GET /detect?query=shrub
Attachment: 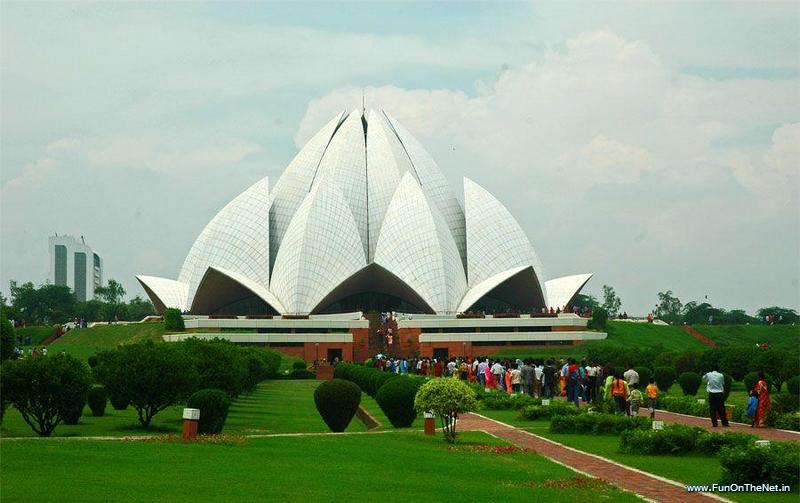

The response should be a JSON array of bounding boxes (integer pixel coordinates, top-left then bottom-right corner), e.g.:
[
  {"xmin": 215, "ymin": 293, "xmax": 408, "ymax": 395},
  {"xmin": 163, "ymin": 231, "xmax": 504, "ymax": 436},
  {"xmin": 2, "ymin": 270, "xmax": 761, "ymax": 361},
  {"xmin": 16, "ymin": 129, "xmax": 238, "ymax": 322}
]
[
  {"xmin": 481, "ymin": 392, "xmax": 539, "ymax": 410},
  {"xmin": 742, "ymin": 372, "xmax": 759, "ymax": 394},
  {"xmin": 695, "ymin": 431, "xmax": 757, "ymax": 455},
  {"xmin": 292, "ymin": 360, "xmax": 307, "ymax": 370},
  {"xmin": 61, "ymin": 395, "xmax": 86, "ymax": 425},
  {"xmin": 674, "ymin": 351, "xmax": 700, "ymax": 375},
  {"xmin": 769, "ymin": 393, "xmax": 800, "ymax": 414},
  {"xmin": 678, "ymin": 372, "xmax": 702, "ymax": 396},
  {"xmin": 520, "ymin": 401, "xmax": 582, "ymax": 420},
  {"xmin": 314, "ymin": 379, "xmax": 361, "ymax": 432},
  {"xmin": 654, "ymin": 367, "xmax": 676, "ymax": 392},
  {"xmin": 723, "ymin": 373, "xmax": 732, "ymax": 401},
  {"xmin": 187, "ymin": 388, "xmax": 231, "ymax": 434},
  {"xmin": 786, "ymin": 376, "xmax": 799, "ymax": 396},
  {"xmin": 659, "ymin": 396, "xmax": 709, "ymax": 417},
  {"xmin": 287, "ymin": 369, "xmax": 315, "ymax": 380},
  {"xmin": 550, "ymin": 413, "xmax": 650, "ymax": 435},
  {"xmin": 0, "ymin": 353, "xmax": 91, "ymax": 436},
  {"xmin": 109, "ymin": 393, "xmax": 129, "ymax": 410},
  {"xmin": 591, "ymin": 307, "xmax": 608, "ymax": 330},
  {"xmin": 620, "ymin": 424, "xmax": 701, "ymax": 455},
  {"xmin": 719, "ymin": 442, "xmax": 800, "ymax": 487},
  {"xmin": 87, "ymin": 355, "xmax": 98, "ymax": 368},
  {"xmin": 94, "ymin": 341, "xmax": 198, "ymax": 427},
  {"xmin": 180, "ymin": 338, "xmax": 248, "ymax": 398},
  {"xmin": 414, "ymin": 378, "xmax": 477, "ymax": 443},
  {"xmin": 375, "ymin": 378, "xmax": 421, "ymax": 427},
  {"xmin": 87, "ymin": 385, "xmax": 108, "ymax": 417},
  {"xmin": 333, "ymin": 363, "xmax": 408, "ymax": 397},
  {"xmin": 633, "ymin": 367, "xmax": 651, "ymax": 389},
  {"xmin": 769, "ymin": 413, "xmax": 800, "ymax": 431},
  {"xmin": 0, "ymin": 311, "xmax": 15, "ymax": 361},
  {"xmin": 163, "ymin": 308, "xmax": 185, "ymax": 331}
]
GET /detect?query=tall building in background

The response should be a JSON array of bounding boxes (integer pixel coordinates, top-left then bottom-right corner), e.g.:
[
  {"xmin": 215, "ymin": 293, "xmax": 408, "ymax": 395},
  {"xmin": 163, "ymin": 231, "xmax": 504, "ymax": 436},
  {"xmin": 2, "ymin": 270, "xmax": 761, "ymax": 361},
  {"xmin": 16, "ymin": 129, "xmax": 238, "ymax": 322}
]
[{"xmin": 48, "ymin": 235, "xmax": 103, "ymax": 301}]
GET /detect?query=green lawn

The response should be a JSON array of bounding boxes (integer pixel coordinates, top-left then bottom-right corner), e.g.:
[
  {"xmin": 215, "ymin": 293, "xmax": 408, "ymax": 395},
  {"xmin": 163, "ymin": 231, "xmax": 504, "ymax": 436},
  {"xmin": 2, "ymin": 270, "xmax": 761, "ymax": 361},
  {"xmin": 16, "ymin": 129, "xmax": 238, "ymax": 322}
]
[
  {"xmin": 693, "ymin": 324, "xmax": 800, "ymax": 350},
  {"xmin": 477, "ymin": 409, "xmax": 798, "ymax": 503},
  {"xmin": 604, "ymin": 321, "xmax": 708, "ymax": 350},
  {"xmin": 0, "ymin": 431, "xmax": 640, "ymax": 502},
  {"xmin": 14, "ymin": 325, "xmax": 56, "ymax": 345},
  {"xmin": 48, "ymin": 322, "xmax": 166, "ymax": 362}
]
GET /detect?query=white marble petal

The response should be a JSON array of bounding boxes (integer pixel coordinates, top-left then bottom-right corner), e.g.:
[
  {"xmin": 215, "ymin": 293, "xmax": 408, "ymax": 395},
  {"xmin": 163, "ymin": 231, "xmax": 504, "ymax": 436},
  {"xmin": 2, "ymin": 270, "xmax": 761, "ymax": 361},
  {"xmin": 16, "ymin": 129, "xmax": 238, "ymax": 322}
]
[
  {"xmin": 456, "ymin": 265, "xmax": 530, "ymax": 313},
  {"xmin": 546, "ymin": 273, "xmax": 593, "ymax": 310},
  {"xmin": 136, "ymin": 275, "xmax": 189, "ymax": 313}
]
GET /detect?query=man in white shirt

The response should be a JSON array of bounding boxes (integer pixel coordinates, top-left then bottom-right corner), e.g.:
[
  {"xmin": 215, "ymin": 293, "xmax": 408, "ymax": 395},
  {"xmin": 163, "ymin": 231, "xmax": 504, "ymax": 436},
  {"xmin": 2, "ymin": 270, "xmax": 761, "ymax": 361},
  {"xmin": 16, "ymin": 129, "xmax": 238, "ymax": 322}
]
[
  {"xmin": 585, "ymin": 363, "xmax": 598, "ymax": 403},
  {"xmin": 477, "ymin": 359, "xmax": 488, "ymax": 386},
  {"xmin": 623, "ymin": 367, "xmax": 639, "ymax": 387},
  {"xmin": 491, "ymin": 361, "xmax": 505, "ymax": 391},
  {"xmin": 702, "ymin": 366, "xmax": 729, "ymax": 427}
]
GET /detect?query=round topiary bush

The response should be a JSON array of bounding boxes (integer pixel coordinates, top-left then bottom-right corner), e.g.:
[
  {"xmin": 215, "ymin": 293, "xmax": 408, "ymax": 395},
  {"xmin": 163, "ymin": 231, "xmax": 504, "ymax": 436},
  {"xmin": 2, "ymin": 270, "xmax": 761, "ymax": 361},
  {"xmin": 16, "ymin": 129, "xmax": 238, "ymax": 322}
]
[
  {"xmin": 654, "ymin": 367, "xmax": 677, "ymax": 392},
  {"xmin": 787, "ymin": 376, "xmax": 800, "ymax": 396},
  {"xmin": 590, "ymin": 307, "xmax": 608, "ymax": 330},
  {"xmin": 109, "ymin": 393, "xmax": 129, "ymax": 411},
  {"xmin": 375, "ymin": 377, "xmax": 420, "ymax": 428},
  {"xmin": 87, "ymin": 385, "xmax": 108, "ymax": 417},
  {"xmin": 633, "ymin": 367, "xmax": 652, "ymax": 388},
  {"xmin": 187, "ymin": 388, "xmax": 231, "ymax": 434},
  {"xmin": 314, "ymin": 378, "xmax": 361, "ymax": 432},
  {"xmin": 60, "ymin": 397, "xmax": 86, "ymax": 425},
  {"xmin": 292, "ymin": 360, "xmax": 307, "ymax": 370},
  {"xmin": 678, "ymin": 372, "xmax": 702, "ymax": 396},
  {"xmin": 87, "ymin": 355, "xmax": 99, "ymax": 368}
]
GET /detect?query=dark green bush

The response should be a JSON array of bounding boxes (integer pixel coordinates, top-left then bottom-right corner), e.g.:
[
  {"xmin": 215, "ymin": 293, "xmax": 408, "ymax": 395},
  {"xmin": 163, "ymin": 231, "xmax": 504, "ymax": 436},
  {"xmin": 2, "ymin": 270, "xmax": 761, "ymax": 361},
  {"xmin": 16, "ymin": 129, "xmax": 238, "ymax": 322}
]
[
  {"xmin": 520, "ymin": 401, "xmax": 582, "ymax": 420},
  {"xmin": 87, "ymin": 385, "xmax": 107, "ymax": 417},
  {"xmin": 769, "ymin": 413, "xmax": 800, "ymax": 431},
  {"xmin": 786, "ymin": 376, "xmax": 799, "ymax": 396},
  {"xmin": 695, "ymin": 431, "xmax": 757, "ymax": 455},
  {"xmin": 633, "ymin": 367, "xmax": 652, "ymax": 389},
  {"xmin": 719, "ymin": 442, "xmax": 800, "ymax": 487},
  {"xmin": 292, "ymin": 360, "xmax": 307, "ymax": 370},
  {"xmin": 375, "ymin": 378, "xmax": 421, "ymax": 427},
  {"xmin": 622, "ymin": 425, "xmax": 756, "ymax": 456},
  {"xmin": 654, "ymin": 367, "xmax": 677, "ymax": 392},
  {"xmin": 678, "ymin": 372, "xmax": 702, "ymax": 396},
  {"xmin": 286, "ymin": 369, "xmax": 315, "ymax": 380},
  {"xmin": 742, "ymin": 372, "xmax": 759, "ymax": 394},
  {"xmin": 591, "ymin": 307, "xmax": 608, "ymax": 330},
  {"xmin": 314, "ymin": 379, "xmax": 361, "ymax": 432},
  {"xmin": 109, "ymin": 393, "xmax": 129, "ymax": 410},
  {"xmin": 769, "ymin": 393, "xmax": 800, "ymax": 414},
  {"xmin": 333, "ymin": 362, "xmax": 412, "ymax": 397},
  {"xmin": 180, "ymin": 338, "xmax": 248, "ymax": 398},
  {"xmin": 550, "ymin": 413, "xmax": 650, "ymax": 435},
  {"xmin": 163, "ymin": 308, "xmax": 185, "ymax": 331},
  {"xmin": 187, "ymin": 388, "xmax": 231, "ymax": 434},
  {"xmin": 659, "ymin": 396, "xmax": 709, "ymax": 417},
  {"xmin": 87, "ymin": 355, "xmax": 98, "ymax": 368}
]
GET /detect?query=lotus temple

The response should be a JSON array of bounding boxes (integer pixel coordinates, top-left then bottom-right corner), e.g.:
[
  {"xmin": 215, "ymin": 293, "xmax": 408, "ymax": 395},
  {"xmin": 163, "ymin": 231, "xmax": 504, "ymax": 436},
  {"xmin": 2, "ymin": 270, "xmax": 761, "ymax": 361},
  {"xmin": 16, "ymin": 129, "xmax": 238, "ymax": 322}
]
[{"xmin": 138, "ymin": 109, "xmax": 604, "ymax": 362}]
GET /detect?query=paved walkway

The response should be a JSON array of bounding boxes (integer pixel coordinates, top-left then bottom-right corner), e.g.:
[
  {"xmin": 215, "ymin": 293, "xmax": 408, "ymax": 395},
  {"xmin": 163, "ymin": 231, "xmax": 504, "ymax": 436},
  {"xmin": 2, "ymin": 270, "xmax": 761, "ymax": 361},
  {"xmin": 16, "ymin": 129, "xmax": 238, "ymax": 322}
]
[
  {"xmin": 639, "ymin": 408, "xmax": 800, "ymax": 442},
  {"xmin": 460, "ymin": 412, "xmax": 728, "ymax": 503}
]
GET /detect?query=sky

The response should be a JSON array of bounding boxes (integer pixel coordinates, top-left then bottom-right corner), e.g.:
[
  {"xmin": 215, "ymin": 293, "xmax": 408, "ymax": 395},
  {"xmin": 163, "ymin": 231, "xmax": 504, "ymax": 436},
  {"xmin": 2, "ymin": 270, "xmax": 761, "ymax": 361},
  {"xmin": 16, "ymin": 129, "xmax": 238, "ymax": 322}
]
[{"xmin": 1, "ymin": 1, "xmax": 798, "ymax": 315}]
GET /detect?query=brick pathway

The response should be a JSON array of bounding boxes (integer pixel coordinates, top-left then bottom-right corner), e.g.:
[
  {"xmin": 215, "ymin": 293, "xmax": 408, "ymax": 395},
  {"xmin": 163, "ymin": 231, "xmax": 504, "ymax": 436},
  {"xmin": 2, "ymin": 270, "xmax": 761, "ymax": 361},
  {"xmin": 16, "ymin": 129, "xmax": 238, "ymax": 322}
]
[
  {"xmin": 638, "ymin": 408, "xmax": 800, "ymax": 442},
  {"xmin": 460, "ymin": 412, "xmax": 728, "ymax": 503}
]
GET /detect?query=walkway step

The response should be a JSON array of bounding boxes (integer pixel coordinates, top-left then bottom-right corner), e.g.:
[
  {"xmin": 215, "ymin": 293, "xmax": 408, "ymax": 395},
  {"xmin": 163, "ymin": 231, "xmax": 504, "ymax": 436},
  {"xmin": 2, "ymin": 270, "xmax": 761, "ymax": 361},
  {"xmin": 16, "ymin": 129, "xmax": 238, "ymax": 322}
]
[{"xmin": 460, "ymin": 412, "xmax": 728, "ymax": 503}]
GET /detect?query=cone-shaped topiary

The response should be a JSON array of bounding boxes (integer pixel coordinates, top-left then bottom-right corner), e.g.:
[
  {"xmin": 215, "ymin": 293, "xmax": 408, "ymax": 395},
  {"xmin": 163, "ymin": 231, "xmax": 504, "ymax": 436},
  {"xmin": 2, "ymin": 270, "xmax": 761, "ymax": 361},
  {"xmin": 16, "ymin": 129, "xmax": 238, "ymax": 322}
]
[
  {"xmin": 375, "ymin": 377, "xmax": 421, "ymax": 427},
  {"xmin": 187, "ymin": 388, "xmax": 231, "ymax": 434},
  {"xmin": 678, "ymin": 372, "xmax": 702, "ymax": 396},
  {"xmin": 314, "ymin": 379, "xmax": 361, "ymax": 432},
  {"xmin": 88, "ymin": 385, "xmax": 108, "ymax": 417}
]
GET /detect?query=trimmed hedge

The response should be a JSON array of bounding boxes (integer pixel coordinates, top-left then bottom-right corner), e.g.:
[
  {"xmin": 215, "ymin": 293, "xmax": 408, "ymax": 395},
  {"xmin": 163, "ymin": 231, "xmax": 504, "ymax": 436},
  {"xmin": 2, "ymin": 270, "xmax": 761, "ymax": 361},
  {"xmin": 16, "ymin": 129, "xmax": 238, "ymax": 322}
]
[
  {"xmin": 620, "ymin": 424, "xmax": 755, "ymax": 455},
  {"xmin": 375, "ymin": 378, "xmax": 421, "ymax": 427},
  {"xmin": 719, "ymin": 442, "xmax": 800, "ymax": 487},
  {"xmin": 549, "ymin": 413, "xmax": 650, "ymax": 434},
  {"xmin": 163, "ymin": 308, "xmax": 185, "ymax": 331},
  {"xmin": 314, "ymin": 379, "xmax": 361, "ymax": 432},
  {"xmin": 109, "ymin": 393, "xmax": 129, "ymax": 410},
  {"xmin": 678, "ymin": 372, "xmax": 702, "ymax": 396},
  {"xmin": 87, "ymin": 385, "xmax": 108, "ymax": 417},
  {"xmin": 654, "ymin": 367, "xmax": 676, "ymax": 392},
  {"xmin": 187, "ymin": 388, "xmax": 231, "ymax": 434},
  {"xmin": 787, "ymin": 376, "xmax": 800, "ymax": 396},
  {"xmin": 292, "ymin": 360, "xmax": 307, "ymax": 370},
  {"xmin": 285, "ymin": 369, "xmax": 316, "ymax": 380},
  {"xmin": 334, "ymin": 362, "xmax": 419, "ymax": 397},
  {"xmin": 519, "ymin": 401, "xmax": 582, "ymax": 420}
]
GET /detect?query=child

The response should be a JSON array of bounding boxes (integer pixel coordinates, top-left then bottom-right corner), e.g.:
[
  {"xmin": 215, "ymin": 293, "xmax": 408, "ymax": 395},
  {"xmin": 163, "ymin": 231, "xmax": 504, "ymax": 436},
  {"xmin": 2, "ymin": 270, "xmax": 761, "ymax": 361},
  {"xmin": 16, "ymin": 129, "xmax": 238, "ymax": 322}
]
[
  {"xmin": 745, "ymin": 390, "xmax": 759, "ymax": 427},
  {"xmin": 628, "ymin": 384, "xmax": 643, "ymax": 416},
  {"xmin": 645, "ymin": 378, "xmax": 659, "ymax": 419}
]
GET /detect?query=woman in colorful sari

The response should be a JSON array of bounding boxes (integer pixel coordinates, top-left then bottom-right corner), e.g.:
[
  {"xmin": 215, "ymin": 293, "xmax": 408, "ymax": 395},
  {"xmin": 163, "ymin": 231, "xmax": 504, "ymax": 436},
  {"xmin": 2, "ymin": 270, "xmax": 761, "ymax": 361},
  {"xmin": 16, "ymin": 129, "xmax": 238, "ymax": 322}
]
[
  {"xmin": 753, "ymin": 371, "xmax": 771, "ymax": 427},
  {"xmin": 484, "ymin": 365, "xmax": 496, "ymax": 389},
  {"xmin": 504, "ymin": 368, "xmax": 513, "ymax": 394}
]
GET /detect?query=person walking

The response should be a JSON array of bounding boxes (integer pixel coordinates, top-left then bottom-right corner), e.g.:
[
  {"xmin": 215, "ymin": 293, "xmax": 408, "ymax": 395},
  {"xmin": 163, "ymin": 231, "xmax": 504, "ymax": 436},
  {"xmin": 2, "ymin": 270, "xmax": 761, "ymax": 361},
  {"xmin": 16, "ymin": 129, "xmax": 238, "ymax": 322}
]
[
  {"xmin": 543, "ymin": 360, "xmax": 556, "ymax": 398},
  {"xmin": 533, "ymin": 361, "xmax": 543, "ymax": 398},
  {"xmin": 609, "ymin": 374, "xmax": 629, "ymax": 414},
  {"xmin": 491, "ymin": 360, "xmax": 505, "ymax": 391},
  {"xmin": 645, "ymin": 378, "xmax": 659, "ymax": 419},
  {"xmin": 585, "ymin": 362, "xmax": 598, "ymax": 403},
  {"xmin": 753, "ymin": 371, "xmax": 771, "ymax": 428},
  {"xmin": 702, "ymin": 365, "xmax": 729, "ymax": 427},
  {"xmin": 520, "ymin": 360, "xmax": 534, "ymax": 396}
]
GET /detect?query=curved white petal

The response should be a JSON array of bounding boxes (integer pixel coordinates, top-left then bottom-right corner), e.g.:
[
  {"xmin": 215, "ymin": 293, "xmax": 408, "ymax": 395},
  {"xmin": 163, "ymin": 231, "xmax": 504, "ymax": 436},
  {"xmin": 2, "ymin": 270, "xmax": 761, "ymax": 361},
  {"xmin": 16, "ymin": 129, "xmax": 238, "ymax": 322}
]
[
  {"xmin": 179, "ymin": 176, "xmax": 271, "ymax": 307},
  {"xmin": 271, "ymin": 180, "xmax": 368, "ymax": 314},
  {"xmin": 374, "ymin": 172, "xmax": 467, "ymax": 313},
  {"xmin": 136, "ymin": 275, "xmax": 188, "ymax": 313},
  {"xmin": 312, "ymin": 111, "xmax": 369, "ymax": 259},
  {"xmin": 270, "ymin": 111, "xmax": 345, "ymax": 268},
  {"xmin": 191, "ymin": 266, "xmax": 285, "ymax": 314},
  {"xmin": 546, "ymin": 273, "xmax": 593, "ymax": 310},
  {"xmin": 383, "ymin": 111, "xmax": 466, "ymax": 266},
  {"xmin": 464, "ymin": 177, "xmax": 547, "ymax": 300},
  {"xmin": 457, "ymin": 265, "xmax": 529, "ymax": 313}
]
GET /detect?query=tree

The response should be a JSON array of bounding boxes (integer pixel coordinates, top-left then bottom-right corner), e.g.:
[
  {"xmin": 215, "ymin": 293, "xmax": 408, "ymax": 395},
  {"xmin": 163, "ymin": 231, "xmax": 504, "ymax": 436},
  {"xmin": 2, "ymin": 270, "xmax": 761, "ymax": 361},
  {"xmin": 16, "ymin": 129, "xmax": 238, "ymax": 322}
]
[
  {"xmin": 749, "ymin": 350, "xmax": 798, "ymax": 392},
  {"xmin": 720, "ymin": 309, "xmax": 756, "ymax": 325},
  {"xmin": 94, "ymin": 341, "xmax": 198, "ymax": 427},
  {"xmin": 10, "ymin": 281, "xmax": 76, "ymax": 324},
  {"xmin": 1, "ymin": 309, "xmax": 16, "ymax": 361},
  {"xmin": 756, "ymin": 307, "xmax": 799, "ymax": 324},
  {"xmin": 1, "ymin": 353, "xmax": 91, "ymax": 436},
  {"xmin": 414, "ymin": 378, "xmax": 477, "ymax": 443},
  {"xmin": 601, "ymin": 285, "xmax": 621, "ymax": 318},
  {"xmin": 681, "ymin": 302, "xmax": 724, "ymax": 325},
  {"xmin": 126, "ymin": 296, "xmax": 156, "ymax": 321},
  {"xmin": 653, "ymin": 290, "xmax": 682, "ymax": 324},
  {"xmin": 94, "ymin": 279, "xmax": 126, "ymax": 322},
  {"xmin": 571, "ymin": 294, "xmax": 599, "ymax": 310}
]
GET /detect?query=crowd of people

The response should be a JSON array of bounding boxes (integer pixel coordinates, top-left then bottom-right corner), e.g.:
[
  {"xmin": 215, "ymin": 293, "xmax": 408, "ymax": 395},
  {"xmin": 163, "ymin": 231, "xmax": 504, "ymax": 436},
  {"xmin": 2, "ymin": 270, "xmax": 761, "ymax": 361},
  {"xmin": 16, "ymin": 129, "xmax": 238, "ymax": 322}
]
[{"xmin": 366, "ymin": 355, "xmax": 772, "ymax": 427}]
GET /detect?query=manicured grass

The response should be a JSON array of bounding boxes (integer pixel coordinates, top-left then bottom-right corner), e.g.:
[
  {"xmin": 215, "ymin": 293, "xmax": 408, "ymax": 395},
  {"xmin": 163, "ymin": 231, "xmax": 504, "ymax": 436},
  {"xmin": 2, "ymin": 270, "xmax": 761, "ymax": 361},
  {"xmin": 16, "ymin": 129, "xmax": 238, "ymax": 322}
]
[
  {"xmin": 48, "ymin": 322, "xmax": 166, "ymax": 362},
  {"xmin": 477, "ymin": 409, "xmax": 798, "ymax": 503},
  {"xmin": 14, "ymin": 325, "xmax": 56, "ymax": 345},
  {"xmin": 693, "ymin": 324, "xmax": 800, "ymax": 350},
  {"xmin": 0, "ymin": 431, "xmax": 640, "ymax": 502},
  {"xmin": 604, "ymin": 321, "xmax": 708, "ymax": 350}
]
